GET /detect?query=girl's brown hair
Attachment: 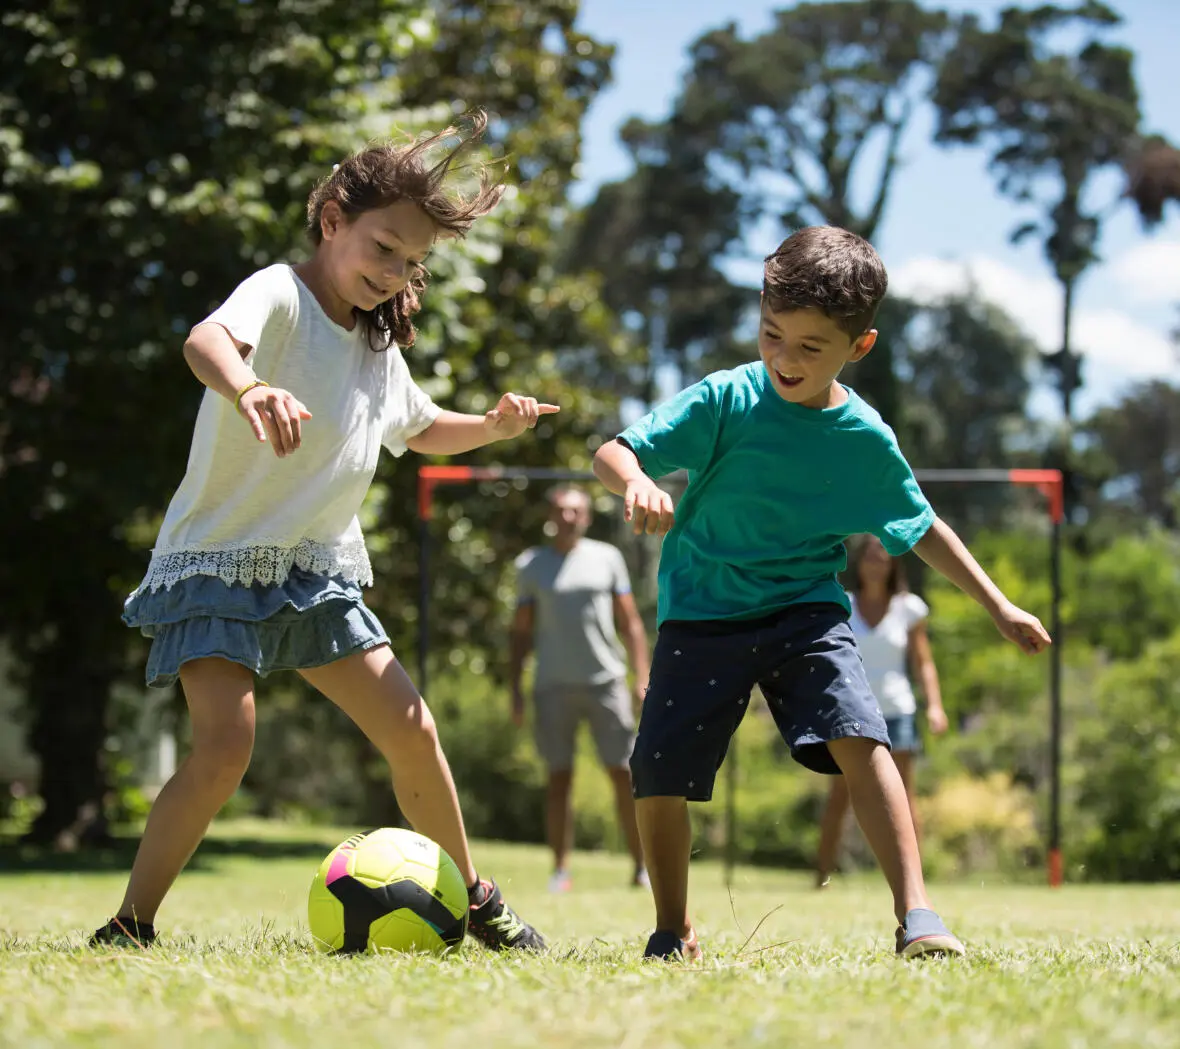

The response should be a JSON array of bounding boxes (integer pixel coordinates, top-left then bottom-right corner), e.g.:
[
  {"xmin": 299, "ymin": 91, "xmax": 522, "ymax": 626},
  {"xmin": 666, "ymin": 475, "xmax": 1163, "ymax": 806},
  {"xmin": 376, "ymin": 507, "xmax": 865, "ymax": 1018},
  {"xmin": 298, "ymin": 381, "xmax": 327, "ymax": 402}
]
[
  {"xmin": 306, "ymin": 110, "xmax": 504, "ymax": 351},
  {"xmin": 845, "ymin": 534, "xmax": 908, "ymax": 598}
]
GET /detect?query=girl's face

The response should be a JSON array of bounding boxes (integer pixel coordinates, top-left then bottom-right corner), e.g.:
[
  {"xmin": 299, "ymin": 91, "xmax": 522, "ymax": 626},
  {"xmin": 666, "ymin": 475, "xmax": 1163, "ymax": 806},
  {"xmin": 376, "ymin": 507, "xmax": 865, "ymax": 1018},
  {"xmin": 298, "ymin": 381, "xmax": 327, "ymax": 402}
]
[
  {"xmin": 857, "ymin": 538, "xmax": 893, "ymax": 586},
  {"xmin": 319, "ymin": 199, "xmax": 436, "ymax": 310}
]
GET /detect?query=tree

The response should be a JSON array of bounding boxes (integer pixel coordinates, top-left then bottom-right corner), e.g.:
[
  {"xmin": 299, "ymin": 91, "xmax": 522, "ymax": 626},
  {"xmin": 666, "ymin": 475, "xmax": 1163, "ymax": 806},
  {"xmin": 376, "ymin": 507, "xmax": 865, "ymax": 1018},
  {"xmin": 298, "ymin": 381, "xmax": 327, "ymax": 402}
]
[
  {"xmin": 933, "ymin": 2, "xmax": 1141, "ymax": 430},
  {"xmin": 0, "ymin": 0, "xmax": 620, "ymax": 842},
  {"xmin": 1124, "ymin": 133, "xmax": 1180, "ymax": 229},
  {"xmin": 846, "ymin": 290, "xmax": 1040, "ymax": 531},
  {"xmin": 1079, "ymin": 381, "xmax": 1180, "ymax": 530},
  {"xmin": 574, "ymin": 1, "xmax": 953, "ymax": 419},
  {"xmin": 0, "ymin": 0, "xmax": 440, "ymax": 844}
]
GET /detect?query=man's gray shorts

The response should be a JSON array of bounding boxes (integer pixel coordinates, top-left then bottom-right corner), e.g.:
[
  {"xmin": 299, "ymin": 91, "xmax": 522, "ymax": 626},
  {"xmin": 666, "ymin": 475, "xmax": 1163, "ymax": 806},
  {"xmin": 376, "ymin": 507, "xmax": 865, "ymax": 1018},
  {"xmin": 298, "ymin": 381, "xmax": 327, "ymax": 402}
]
[{"xmin": 533, "ymin": 678, "xmax": 636, "ymax": 771}]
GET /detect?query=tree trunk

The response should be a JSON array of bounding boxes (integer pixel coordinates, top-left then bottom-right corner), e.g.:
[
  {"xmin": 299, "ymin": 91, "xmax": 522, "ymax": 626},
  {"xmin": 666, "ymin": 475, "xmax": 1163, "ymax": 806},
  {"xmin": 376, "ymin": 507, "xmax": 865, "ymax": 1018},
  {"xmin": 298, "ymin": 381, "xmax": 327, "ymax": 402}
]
[{"xmin": 23, "ymin": 594, "xmax": 118, "ymax": 849}]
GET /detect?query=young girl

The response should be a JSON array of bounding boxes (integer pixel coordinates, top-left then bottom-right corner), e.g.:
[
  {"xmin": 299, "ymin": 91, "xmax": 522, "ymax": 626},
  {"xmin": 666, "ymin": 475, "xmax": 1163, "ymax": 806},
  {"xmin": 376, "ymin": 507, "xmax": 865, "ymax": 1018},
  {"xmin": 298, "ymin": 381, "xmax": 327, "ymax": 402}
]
[
  {"xmin": 814, "ymin": 534, "xmax": 948, "ymax": 888},
  {"xmin": 92, "ymin": 114, "xmax": 551, "ymax": 952}
]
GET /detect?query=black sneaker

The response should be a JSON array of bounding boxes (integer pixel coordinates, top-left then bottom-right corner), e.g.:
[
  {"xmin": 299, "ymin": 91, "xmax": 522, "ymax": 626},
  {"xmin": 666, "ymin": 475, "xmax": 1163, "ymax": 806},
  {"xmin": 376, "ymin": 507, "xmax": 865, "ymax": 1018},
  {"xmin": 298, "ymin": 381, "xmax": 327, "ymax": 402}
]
[
  {"xmin": 89, "ymin": 916, "xmax": 156, "ymax": 949},
  {"xmin": 643, "ymin": 927, "xmax": 702, "ymax": 962},
  {"xmin": 466, "ymin": 878, "xmax": 546, "ymax": 952}
]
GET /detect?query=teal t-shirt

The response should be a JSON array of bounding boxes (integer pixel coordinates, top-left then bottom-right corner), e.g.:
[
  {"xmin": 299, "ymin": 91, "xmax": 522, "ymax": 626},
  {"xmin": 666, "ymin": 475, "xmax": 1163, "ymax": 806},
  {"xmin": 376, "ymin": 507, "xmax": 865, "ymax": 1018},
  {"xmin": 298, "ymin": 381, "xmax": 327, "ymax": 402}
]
[{"xmin": 617, "ymin": 362, "xmax": 934, "ymax": 625}]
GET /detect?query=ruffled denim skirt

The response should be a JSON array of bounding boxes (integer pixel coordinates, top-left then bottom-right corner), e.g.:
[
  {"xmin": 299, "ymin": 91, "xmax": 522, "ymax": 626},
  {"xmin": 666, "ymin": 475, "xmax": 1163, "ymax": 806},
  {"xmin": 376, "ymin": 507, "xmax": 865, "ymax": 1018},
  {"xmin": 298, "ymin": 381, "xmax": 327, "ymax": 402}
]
[{"xmin": 124, "ymin": 568, "xmax": 389, "ymax": 688}]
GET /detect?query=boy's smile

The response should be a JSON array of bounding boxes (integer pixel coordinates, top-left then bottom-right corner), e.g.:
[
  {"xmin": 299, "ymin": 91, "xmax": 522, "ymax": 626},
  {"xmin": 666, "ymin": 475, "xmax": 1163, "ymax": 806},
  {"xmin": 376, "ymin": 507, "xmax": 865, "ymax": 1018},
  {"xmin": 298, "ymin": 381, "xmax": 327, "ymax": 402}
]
[{"xmin": 758, "ymin": 304, "xmax": 876, "ymax": 409}]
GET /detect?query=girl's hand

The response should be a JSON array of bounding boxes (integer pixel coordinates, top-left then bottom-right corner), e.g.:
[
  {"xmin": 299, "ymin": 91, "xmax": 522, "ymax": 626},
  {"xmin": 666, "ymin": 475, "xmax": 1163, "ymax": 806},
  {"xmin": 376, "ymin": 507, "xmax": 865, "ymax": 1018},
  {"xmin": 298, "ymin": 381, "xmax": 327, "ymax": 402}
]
[
  {"xmin": 484, "ymin": 393, "xmax": 560, "ymax": 440},
  {"xmin": 992, "ymin": 601, "xmax": 1052, "ymax": 654},
  {"xmin": 624, "ymin": 477, "xmax": 676, "ymax": 535},
  {"xmin": 239, "ymin": 385, "xmax": 313, "ymax": 458}
]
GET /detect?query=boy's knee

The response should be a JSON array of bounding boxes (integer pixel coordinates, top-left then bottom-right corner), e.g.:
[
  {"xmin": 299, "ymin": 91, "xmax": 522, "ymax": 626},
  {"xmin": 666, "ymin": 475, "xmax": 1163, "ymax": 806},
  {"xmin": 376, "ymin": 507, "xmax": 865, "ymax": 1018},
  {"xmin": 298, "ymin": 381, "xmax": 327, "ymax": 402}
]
[{"xmin": 827, "ymin": 735, "xmax": 890, "ymax": 779}]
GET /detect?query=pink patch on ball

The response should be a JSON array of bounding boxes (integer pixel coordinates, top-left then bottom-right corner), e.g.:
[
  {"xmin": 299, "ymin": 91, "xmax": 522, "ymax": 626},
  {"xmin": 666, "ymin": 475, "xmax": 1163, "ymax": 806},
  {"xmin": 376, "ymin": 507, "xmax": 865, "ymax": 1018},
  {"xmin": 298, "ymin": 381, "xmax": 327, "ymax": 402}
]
[{"xmin": 325, "ymin": 847, "xmax": 353, "ymax": 885}]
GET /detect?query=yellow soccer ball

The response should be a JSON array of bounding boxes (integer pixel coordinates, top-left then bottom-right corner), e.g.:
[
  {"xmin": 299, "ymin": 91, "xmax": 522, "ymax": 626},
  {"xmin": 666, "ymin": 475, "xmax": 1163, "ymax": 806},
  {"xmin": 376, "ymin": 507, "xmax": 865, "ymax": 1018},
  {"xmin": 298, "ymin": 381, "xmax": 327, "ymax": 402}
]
[{"xmin": 308, "ymin": 827, "xmax": 468, "ymax": 954}]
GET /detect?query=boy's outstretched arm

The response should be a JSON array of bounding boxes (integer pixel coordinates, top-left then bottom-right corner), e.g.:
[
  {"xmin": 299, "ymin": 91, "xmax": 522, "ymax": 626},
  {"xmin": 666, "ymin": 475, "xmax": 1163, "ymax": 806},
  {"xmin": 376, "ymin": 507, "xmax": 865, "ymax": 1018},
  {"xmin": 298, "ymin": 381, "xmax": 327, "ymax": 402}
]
[
  {"xmin": 914, "ymin": 517, "xmax": 1052, "ymax": 655},
  {"xmin": 593, "ymin": 440, "xmax": 677, "ymax": 535}
]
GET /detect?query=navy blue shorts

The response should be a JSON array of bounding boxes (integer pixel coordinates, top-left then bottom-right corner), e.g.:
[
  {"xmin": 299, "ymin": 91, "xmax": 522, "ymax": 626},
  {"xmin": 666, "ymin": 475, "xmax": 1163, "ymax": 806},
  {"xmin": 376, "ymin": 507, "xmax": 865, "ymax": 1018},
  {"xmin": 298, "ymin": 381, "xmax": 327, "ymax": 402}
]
[{"xmin": 631, "ymin": 603, "xmax": 890, "ymax": 801}]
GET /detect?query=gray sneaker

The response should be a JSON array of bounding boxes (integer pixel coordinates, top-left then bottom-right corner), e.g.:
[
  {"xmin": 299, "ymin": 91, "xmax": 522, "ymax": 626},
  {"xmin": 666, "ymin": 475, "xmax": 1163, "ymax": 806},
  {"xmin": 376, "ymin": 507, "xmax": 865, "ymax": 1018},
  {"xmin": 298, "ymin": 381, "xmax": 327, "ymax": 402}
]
[{"xmin": 895, "ymin": 908, "xmax": 965, "ymax": 958}]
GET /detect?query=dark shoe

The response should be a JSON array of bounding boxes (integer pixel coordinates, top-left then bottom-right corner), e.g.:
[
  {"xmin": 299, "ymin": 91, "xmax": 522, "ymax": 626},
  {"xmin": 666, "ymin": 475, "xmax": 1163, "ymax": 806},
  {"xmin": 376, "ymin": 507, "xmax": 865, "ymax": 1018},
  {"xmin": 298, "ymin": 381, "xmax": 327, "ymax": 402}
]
[
  {"xmin": 643, "ymin": 927, "xmax": 702, "ymax": 962},
  {"xmin": 467, "ymin": 878, "xmax": 546, "ymax": 952},
  {"xmin": 895, "ymin": 908, "xmax": 965, "ymax": 958},
  {"xmin": 89, "ymin": 916, "xmax": 156, "ymax": 948}
]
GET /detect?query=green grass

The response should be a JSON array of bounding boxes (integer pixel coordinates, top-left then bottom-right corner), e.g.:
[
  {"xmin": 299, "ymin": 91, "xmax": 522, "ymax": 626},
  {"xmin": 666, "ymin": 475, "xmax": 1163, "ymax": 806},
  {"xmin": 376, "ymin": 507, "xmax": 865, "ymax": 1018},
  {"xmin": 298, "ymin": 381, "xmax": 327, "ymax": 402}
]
[{"xmin": 2, "ymin": 820, "xmax": 1178, "ymax": 1049}]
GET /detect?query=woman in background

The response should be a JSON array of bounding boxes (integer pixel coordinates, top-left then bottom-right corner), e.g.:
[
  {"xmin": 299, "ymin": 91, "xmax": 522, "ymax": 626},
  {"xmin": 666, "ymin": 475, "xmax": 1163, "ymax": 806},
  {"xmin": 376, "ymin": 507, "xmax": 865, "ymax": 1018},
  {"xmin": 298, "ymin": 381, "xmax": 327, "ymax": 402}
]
[{"xmin": 815, "ymin": 534, "xmax": 948, "ymax": 888}]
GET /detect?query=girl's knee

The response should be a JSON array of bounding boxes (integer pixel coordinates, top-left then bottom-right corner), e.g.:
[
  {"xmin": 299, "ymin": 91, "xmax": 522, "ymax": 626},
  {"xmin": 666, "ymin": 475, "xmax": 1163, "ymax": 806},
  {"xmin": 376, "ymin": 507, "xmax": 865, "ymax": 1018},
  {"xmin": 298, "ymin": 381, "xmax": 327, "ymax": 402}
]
[
  {"xmin": 379, "ymin": 704, "xmax": 441, "ymax": 763},
  {"xmin": 190, "ymin": 721, "xmax": 254, "ymax": 784}
]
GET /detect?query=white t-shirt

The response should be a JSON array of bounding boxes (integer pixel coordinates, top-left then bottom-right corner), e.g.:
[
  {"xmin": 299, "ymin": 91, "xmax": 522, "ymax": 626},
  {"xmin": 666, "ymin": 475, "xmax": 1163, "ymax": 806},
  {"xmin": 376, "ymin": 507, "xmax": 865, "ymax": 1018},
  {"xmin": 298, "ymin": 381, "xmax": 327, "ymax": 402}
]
[
  {"xmin": 138, "ymin": 264, "xmax": 440, "ymax": 592},
  {"xmin": 849, "ymin": 591, "xmax": 929, "ymax": 717}
]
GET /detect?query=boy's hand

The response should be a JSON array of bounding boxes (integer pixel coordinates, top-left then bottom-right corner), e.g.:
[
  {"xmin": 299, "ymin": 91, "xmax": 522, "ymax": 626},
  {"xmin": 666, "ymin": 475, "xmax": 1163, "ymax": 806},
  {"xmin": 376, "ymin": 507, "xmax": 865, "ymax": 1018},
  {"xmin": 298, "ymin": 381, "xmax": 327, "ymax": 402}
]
[
  {"xmin": 484, "ymin": 393, "xmax": 560, "ymax": 440},
  {"xmin": 992, "ymin": 601, "xmax": 1052, "ymax": 654},
  {"xmin": 624, "ymin": 478, "xmax": 675, "ymax": 535},
  {"xmin": 239, "ymin": 385, "xmax": 312, "ymax": 458}
]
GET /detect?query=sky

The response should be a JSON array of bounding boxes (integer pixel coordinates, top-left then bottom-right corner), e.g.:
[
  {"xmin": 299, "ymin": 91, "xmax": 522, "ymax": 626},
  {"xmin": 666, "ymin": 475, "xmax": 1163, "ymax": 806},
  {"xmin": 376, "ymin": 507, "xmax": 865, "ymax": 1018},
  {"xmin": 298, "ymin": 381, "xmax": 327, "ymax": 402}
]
[{"xmin": 570, "ymin": 0, "xmax": 1180, "ymax": 418}]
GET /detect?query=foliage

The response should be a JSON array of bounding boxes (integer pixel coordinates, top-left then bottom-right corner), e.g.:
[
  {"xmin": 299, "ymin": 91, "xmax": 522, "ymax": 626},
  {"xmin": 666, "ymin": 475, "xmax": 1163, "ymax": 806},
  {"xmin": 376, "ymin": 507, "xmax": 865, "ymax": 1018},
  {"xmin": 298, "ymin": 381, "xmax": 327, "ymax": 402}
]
[
  {"xmin": 572, "ymin": 0, "xmax": 953, "ymax": 414},
  {"xmin": 1078, "ymin": 381, "xmax": 1180, "ymax": 530},
  {"xmin": 0, "ymin": 0, "xmax": 622, "ymax": 842},
  {"xmin": 932, "ymin": 2, "xmax": 1141, "ymax": 416},
  {"xmin": 1075, "ymin": 628, "xmax": 1180, "ymax": 881},
  {"xmin": 846, "ymin": 291, "xmax": 1041, "ymax": 529}
]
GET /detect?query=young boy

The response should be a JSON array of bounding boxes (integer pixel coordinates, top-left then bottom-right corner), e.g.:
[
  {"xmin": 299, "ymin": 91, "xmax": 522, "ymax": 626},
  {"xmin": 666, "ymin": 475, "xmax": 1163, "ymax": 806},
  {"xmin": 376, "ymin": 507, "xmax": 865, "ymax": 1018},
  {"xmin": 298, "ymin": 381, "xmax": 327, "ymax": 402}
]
[{"xmin": 592, "ymin": 226, "xmax": 1051, "ymax": 961}]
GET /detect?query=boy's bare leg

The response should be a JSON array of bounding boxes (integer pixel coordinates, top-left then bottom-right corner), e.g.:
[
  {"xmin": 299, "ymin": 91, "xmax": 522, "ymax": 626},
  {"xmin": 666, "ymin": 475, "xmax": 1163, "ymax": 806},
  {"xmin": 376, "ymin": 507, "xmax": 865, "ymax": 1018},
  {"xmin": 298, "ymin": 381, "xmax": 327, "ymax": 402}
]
[
  {"xmin": 827, "ymin": 737, "xmax": 930, "ymax": 923},
  {"xmin": 635, "ymin": 795, "xmax": 692, "ymax": 935}
]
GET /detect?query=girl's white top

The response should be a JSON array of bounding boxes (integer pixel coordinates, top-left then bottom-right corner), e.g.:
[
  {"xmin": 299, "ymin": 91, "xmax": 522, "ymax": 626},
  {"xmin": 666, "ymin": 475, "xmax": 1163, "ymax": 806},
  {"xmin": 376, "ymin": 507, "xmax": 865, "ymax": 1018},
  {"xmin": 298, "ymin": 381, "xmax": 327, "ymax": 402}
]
[
  {"xmin": 848, "ymin": 591, "xmax": 929, "ymax": 718},
  {"xmin": 137, "ymin": 264, "xmax": 440, "ymax": 593}
]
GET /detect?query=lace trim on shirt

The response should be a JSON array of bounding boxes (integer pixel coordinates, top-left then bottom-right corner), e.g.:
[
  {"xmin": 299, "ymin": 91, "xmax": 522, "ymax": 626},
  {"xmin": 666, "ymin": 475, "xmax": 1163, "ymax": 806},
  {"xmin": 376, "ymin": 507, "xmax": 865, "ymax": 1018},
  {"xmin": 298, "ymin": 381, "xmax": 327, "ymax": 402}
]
[{"xmin": 137, "ymin": 537, "xmax": 373, "ymax": 592}]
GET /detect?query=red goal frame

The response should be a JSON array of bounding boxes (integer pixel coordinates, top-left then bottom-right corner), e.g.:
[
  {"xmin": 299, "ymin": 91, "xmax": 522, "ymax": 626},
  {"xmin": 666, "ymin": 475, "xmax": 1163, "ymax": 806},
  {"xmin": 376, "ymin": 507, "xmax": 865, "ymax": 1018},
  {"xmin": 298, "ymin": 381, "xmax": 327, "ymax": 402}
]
[{"xmin": 417, "ymin": 465, "xmax": 1066, "ymax": 887}]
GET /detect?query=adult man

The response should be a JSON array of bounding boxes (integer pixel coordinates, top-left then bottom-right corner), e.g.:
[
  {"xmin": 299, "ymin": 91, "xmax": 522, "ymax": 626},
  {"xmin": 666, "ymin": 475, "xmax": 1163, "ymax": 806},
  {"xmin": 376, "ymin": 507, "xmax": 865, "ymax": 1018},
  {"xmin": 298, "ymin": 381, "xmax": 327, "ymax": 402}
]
[{"xmin": 510, "ymin": 486, "xmax": 650, "ymax": 892}]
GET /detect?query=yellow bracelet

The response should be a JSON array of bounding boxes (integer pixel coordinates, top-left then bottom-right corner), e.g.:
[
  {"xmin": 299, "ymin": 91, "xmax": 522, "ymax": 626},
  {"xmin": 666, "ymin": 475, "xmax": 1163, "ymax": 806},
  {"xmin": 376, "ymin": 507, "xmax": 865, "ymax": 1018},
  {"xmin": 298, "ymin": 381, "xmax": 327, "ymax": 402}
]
[{"xmin": 234, "ymin": 379, "xmax": 270, "ymax": 411}]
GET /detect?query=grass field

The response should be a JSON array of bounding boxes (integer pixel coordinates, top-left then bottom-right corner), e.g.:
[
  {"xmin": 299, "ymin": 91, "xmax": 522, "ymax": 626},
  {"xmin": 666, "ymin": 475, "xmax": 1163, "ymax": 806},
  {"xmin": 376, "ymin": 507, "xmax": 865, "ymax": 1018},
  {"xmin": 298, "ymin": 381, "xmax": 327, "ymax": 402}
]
[{"xmin": 2, "ymin": 820, "xmax": 1178, "ymax": 1049}]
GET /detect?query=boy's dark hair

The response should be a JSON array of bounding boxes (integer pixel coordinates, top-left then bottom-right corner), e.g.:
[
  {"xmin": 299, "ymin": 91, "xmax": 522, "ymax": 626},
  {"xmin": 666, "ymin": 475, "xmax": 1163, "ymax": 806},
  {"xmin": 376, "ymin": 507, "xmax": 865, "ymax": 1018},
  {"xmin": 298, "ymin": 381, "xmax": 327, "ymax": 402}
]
[
  {"xmin": 306, "ymin": 110, "xmax": 505, "ymax": 351},
  {"xmin": 762, "ymin": 226, "xmax": 888, "ymax": 338}
]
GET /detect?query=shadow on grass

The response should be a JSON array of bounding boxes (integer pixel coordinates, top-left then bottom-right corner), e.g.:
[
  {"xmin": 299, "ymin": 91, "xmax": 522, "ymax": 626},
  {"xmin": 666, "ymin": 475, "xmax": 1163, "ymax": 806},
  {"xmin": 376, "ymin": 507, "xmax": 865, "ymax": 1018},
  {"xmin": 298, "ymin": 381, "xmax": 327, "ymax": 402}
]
[{"xmin": 0, "ymin": 833, "xmax": 341, "ymax": 875}]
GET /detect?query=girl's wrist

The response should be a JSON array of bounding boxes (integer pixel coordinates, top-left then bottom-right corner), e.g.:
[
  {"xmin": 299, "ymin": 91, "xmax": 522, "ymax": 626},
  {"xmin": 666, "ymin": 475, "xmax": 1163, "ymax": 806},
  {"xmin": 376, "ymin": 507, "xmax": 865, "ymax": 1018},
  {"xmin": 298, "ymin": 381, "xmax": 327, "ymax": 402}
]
[{"xmin": 234, "ymin": 378, "xmax": 269, "ymax": 411}]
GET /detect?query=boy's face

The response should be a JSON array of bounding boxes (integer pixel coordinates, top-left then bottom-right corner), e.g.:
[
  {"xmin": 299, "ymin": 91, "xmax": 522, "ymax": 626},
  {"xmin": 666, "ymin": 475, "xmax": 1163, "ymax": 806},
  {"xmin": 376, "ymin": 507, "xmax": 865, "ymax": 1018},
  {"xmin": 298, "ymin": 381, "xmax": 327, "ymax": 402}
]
[{"xmin": 758, "ymin": 303, "xmax": 876, "ymax": 409}]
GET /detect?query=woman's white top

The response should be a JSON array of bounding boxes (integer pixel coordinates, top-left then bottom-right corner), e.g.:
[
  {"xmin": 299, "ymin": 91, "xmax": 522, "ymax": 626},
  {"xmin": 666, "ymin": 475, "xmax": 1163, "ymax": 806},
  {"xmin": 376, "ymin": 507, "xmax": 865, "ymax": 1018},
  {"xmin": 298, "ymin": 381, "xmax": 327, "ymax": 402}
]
[
  {"xmin": 849, "ymin": 591, "xmax": 929, "ymax": 717},
  {"xmin": 137, "ymin": 264, "xmax": 440, "ymax": 592}
]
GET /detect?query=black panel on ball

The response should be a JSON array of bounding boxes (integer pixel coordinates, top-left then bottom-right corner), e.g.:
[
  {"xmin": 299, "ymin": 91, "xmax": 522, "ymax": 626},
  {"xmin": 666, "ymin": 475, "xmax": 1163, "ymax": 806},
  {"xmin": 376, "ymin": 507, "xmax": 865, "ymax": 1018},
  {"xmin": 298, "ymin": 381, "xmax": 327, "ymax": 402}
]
[{"xmin": 328, "ymin": 875, "xmax": 468, "ymax": 952}]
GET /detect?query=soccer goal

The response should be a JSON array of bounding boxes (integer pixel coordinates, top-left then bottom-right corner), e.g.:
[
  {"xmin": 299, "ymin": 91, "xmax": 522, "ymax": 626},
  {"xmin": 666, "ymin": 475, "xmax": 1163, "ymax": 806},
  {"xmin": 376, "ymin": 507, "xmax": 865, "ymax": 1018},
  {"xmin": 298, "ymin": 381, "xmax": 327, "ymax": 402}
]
[{"xmin": 416, "ymin": 464, "xmax": 1065, "ymax": 888}]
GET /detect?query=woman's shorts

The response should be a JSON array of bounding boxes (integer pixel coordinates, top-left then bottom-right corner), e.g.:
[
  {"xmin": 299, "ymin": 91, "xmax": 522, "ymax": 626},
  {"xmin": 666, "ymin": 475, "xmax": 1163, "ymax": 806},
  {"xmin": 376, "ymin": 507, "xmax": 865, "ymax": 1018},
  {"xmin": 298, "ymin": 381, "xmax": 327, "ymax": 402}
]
[{"xmin": 884, "ymin": 713, "xmax": 921, "ymax": 754}]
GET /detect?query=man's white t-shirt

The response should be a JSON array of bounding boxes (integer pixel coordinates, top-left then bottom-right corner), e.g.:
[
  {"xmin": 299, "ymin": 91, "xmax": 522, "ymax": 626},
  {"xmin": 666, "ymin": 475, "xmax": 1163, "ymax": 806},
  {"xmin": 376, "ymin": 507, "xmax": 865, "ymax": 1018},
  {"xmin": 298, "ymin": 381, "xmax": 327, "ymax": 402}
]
[
  {"xmin": 138, "ymin": 264, "xmax": 439, "ymax": 592},
  {"xmin": 849, "ymin": 591, "xmax": 929, "ymax": 717}
]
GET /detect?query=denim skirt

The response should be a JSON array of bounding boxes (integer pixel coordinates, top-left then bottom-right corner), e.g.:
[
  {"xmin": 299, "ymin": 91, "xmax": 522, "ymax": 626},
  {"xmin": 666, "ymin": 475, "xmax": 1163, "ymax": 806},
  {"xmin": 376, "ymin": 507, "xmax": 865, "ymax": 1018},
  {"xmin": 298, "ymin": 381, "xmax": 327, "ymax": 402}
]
[{"xmin": 124, "ymin": 568, "xmax": 389, "ymax": 688}]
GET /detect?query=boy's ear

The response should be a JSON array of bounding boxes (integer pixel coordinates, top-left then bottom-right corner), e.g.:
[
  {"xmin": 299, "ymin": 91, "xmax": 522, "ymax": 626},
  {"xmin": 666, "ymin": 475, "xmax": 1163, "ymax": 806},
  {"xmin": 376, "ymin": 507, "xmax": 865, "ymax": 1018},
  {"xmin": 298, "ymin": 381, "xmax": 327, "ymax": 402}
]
[{"xmin": 850, "ymin": 329, "xmax": 877, "ymax": 362}]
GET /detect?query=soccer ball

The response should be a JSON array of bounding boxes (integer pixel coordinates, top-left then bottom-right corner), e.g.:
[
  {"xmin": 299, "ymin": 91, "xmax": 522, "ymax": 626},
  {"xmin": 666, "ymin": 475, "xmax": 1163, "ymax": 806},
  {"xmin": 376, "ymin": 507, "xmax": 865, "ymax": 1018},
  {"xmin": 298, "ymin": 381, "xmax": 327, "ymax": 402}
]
[{"xmin": 308, "ymin": 827, "xmax": 469, "ymax": 955}]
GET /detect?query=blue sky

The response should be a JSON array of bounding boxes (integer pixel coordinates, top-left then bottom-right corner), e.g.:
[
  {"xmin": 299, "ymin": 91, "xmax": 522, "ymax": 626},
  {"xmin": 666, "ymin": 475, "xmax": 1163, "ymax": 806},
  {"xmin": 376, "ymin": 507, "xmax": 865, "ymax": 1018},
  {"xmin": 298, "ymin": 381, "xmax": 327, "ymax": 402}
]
[{"xmin": 571, "ymin": 0, "xmax": 1180, "ymax": 417}]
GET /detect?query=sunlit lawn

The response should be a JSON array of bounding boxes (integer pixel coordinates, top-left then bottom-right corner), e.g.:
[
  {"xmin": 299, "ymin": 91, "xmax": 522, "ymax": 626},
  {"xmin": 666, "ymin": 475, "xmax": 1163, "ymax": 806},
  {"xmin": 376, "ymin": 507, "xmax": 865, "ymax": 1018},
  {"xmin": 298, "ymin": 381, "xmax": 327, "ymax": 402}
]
[{"xmin": 1, "ymin": 819, "xmax": 1178, "ymax": 1049}]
